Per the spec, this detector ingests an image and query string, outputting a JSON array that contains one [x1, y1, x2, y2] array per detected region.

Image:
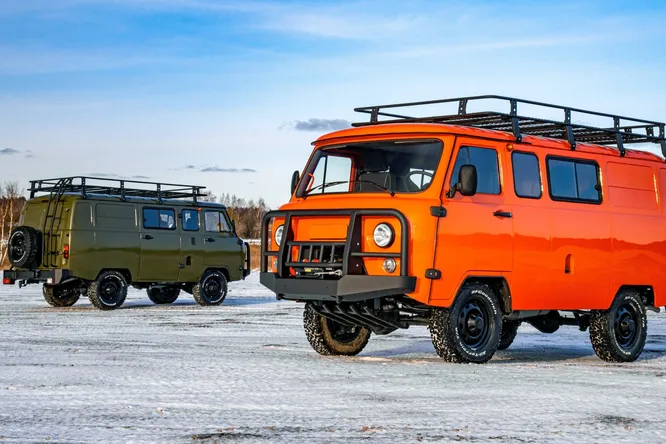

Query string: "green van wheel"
[[87, 270, 128, 310], [193, 270, 227, 306]]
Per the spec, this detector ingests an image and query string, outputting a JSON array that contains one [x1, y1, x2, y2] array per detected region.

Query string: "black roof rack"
[[352, 95, 666, 158], [29, 176, 208, 203]]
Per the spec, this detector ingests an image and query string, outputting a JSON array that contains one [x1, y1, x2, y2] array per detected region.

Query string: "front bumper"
[[259, 208, 415, 302], [260, 272, 416, 302], [2, 269, 71, 286]]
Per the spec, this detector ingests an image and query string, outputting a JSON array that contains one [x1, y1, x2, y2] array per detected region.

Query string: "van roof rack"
[[29, 176, 208, 203], [352, 95, 666, 158]]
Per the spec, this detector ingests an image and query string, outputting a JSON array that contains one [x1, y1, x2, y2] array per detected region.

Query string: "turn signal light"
[[63, 244, 70, 259]]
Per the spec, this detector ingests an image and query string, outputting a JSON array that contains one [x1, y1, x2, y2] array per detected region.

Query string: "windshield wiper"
[[304, 180, 349, 196], [303, 179, 395, 197]]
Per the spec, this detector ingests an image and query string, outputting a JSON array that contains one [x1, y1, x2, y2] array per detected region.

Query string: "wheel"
[[87, 270, 128, 310], [192, 270, 227, 306], [147, 286, 180, 304], [589, 289, 647, 362], [8, 226, 40, 268], [43, 284, 80, 307], [303, 303, 371, 356], [428, 282, 502, 363], [498, 320, 521, 350]]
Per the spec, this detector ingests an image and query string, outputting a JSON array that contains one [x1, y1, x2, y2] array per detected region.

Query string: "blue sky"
[[1, 0, 665, 208]]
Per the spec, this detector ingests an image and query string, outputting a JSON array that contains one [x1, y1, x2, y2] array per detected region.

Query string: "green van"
[[2, 177, 250, 310]]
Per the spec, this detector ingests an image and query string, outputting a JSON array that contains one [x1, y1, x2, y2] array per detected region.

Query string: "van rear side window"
[[143, 208, 176, 229], [547, 157, 601, 203]]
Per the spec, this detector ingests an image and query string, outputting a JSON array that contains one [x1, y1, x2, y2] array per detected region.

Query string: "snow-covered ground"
[[1, 274, 666, 443]]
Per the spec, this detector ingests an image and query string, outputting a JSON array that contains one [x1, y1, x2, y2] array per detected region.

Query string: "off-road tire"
[[42, 284, 79, 307], [498, 320, 521, 350], [428, 282, 502, 363], [147, 286, 180, 304], [303, 303, 371, 356], [192, 270, 227, 306], [8, 226, 40, 268], [87, 270, 128, 310], [589, 289, 647, 363]]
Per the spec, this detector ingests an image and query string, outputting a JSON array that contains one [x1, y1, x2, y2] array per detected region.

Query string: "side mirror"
[[447, 164, 477, 198], [458, 164, 478, 196], [290, 170, 300, 195]]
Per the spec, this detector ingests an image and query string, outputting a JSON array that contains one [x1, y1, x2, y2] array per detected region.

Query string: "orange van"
[[259, 95, 666, 364]]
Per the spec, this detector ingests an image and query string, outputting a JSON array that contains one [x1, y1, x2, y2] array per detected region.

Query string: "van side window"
[[547, 157, 602, 203], [204, 210, 231, 232], [512, 152, 542, 198], [143, 208, 176, 229], [450, 146, 500, 194], [181, 209, 199, 231]]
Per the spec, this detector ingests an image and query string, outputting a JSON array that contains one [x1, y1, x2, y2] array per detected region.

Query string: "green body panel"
[[15, 194, 245, 284]]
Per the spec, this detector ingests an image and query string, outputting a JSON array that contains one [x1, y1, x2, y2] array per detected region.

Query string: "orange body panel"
[[268, 123, 666, 310]]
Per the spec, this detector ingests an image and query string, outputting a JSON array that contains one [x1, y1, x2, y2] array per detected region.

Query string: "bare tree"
[[0, 181, 24, 268]]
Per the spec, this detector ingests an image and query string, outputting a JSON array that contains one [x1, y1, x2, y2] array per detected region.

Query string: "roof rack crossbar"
[[28, 176, 207, 202], [351, 95, 665, 158]]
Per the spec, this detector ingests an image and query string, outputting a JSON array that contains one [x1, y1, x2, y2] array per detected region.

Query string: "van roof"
[[316, 95, 666, 163], [315, 123, 665, 163], [26, 192, 228, 208]]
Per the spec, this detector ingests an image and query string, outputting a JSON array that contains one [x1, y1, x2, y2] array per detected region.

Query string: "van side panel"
[[548, 203, 611, 309], [92, 203, 140, 280], [654, 168, 666, 307], [67, 201, 96, 279], [606, 163, 664, 307]]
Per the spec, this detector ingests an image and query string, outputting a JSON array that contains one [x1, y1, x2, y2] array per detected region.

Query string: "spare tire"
[[8, 226, 40, 268]]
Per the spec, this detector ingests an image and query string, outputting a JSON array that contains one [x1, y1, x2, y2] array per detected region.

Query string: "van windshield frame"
[[296, 138, 444, 198]]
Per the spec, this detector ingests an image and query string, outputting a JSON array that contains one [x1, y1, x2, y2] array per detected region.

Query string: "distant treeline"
[[200, 191, 270, 240]]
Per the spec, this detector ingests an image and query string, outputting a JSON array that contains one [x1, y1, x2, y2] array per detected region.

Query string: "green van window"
[[143, 208, 176, 230], [204, 210, 231, 232], [182, 209, 199, 231]]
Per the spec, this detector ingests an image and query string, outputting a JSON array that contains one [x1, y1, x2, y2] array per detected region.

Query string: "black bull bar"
[[259, 209, 416, 302]]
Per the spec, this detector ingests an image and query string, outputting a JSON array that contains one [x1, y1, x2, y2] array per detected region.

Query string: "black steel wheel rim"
[[99, 277, 122, 304], [458, 300, 491, 350], [326, 318, 359, 343], [614, 302, 639, 349], [203, 276, 224, 302], [9, 233, 26, 260]]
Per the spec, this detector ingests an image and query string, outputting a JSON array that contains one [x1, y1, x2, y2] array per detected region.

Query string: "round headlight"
[[373, 223, 394, 248], [274, 225, 284, 246]]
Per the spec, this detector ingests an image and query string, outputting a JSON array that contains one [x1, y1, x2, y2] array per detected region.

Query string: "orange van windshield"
[[297, 139, 443, 197]]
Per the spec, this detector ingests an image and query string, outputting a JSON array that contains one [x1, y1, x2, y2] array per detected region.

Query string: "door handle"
[[493, 210, 512, 218], [142, 234, 154, 240], [205, 237, 215, 242]]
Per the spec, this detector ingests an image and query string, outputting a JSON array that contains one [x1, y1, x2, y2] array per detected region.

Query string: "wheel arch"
[[96, 268, 132, 284], [459, 276, 512, 314], [204, 266, 231, 283], [613, 285, 655, 309]]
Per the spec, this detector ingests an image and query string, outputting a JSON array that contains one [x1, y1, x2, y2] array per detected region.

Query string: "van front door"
[[430, 139, 514, 305], [138, 206, 180, 282], [202, 209, 241, 275]]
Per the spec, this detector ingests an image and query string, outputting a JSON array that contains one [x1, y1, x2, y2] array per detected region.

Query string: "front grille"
[[285, 241, 345, 277], [260, 209, 410, 278]]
